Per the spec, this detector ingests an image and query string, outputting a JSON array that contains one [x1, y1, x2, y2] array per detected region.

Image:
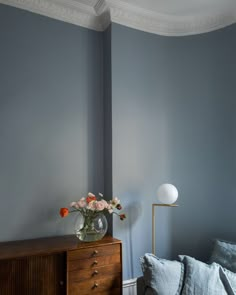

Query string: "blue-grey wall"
[[0, 4, 104, 241], [111, 23, 236, 280], [1, 3, 236, 282]]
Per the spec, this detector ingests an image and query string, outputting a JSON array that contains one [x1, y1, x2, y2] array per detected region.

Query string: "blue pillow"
[[210, 239, 236, 272], [140, 253, 184, 295], [179, 255, 236, 295]]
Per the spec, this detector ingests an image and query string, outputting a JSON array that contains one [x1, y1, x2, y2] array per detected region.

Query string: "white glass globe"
[[157, 183, 178, 204]]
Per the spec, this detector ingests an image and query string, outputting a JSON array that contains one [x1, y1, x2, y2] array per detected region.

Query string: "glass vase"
[[74, 211, 108, 242]]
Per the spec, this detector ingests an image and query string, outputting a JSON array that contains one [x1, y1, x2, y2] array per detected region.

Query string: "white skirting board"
[[123, 278, 137, 295]]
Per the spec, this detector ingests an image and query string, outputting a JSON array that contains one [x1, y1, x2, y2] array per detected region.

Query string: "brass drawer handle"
[[93, 270, 99, 276], [93, 283, 99, 288], [92, 260, 98, 265], [92, 250, 98, 256]]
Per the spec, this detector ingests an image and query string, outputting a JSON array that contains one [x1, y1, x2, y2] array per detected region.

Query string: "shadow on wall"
[[113, 191, 145, 278], [113, 190, 179, 279], [118, 195, 180, 279]]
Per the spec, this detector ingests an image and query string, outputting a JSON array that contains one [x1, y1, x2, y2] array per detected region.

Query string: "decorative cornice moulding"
[[0, 0, 106, 31], [107, 0, 236, 36], [94, 0, 109, 16], [0, 0, 236, 36]]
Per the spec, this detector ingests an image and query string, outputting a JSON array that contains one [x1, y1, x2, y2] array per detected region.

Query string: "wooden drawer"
[[68, 275, 121, 294], [67, 244, 120, 261], [69, 288, 121, 295], [91, 288, 121, 295], [68, 253, 121, 271], [68, 263, 121, 282]]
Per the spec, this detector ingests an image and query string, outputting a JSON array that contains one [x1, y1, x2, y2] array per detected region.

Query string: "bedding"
[[140, 253, 184, 295], [210, 239, 236, 273], [139, 252, 236, 295], [180, 255, 236, 295]]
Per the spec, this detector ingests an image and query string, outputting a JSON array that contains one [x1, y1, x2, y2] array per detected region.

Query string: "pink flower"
[[77, 197, 86, 208], [70, 202, 77, 207], [101, 199, 108, 208], [60, 193, 126, 222], [95, 201, 105, 211]]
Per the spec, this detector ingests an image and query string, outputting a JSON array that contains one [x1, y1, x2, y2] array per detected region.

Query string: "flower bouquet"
[[60, 192, 126, 242]]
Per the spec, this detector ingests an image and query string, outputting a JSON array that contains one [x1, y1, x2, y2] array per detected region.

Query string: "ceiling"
[[124, 0, 235, 16], [1, 0, 236, 36]]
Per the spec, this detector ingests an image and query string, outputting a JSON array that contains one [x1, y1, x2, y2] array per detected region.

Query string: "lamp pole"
[[152, 204, 178, 255]]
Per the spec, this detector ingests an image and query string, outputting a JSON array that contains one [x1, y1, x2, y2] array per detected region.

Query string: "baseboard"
[[123, 278, 137, 295]]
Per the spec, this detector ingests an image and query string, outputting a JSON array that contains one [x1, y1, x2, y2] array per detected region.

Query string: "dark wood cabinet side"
[[0, 253, 66, 295]]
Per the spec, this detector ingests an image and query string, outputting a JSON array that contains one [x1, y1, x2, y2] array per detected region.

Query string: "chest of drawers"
[[0, 235, 122, 295], [67, 238, 122, 294]]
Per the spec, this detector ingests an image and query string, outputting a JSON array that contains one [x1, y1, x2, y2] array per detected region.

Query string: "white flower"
[[110, 197, 120, 208], [107, 204, 113, 213], [88, 192, 95, 197]]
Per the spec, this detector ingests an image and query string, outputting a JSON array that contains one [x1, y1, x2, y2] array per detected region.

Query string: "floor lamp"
[[152, 184, 179, 255]]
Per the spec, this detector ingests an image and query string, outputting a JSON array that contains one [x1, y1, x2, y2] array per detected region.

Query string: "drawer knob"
[[93, 260, 98, 265], [93, 270, 99, 276], [93, 250, 98, 256], [59, 281, 64, 286], [93, 283, 99, 288]]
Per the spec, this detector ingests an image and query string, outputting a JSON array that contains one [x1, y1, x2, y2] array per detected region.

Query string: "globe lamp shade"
[[157, 183, 178, 204]]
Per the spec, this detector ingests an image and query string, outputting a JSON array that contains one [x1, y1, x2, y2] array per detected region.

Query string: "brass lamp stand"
[[152, 204, 178, 255]]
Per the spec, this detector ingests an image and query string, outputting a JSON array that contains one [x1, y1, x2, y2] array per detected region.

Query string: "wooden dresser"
[[0, 235, 122, 295]]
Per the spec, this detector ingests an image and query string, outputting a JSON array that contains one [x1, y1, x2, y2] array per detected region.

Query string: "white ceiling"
[[1, 0, 236, 36], [124, 0, 235, 16]]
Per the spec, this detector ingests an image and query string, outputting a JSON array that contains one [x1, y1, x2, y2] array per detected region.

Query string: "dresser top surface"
[[0, 235, 121, 260]]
